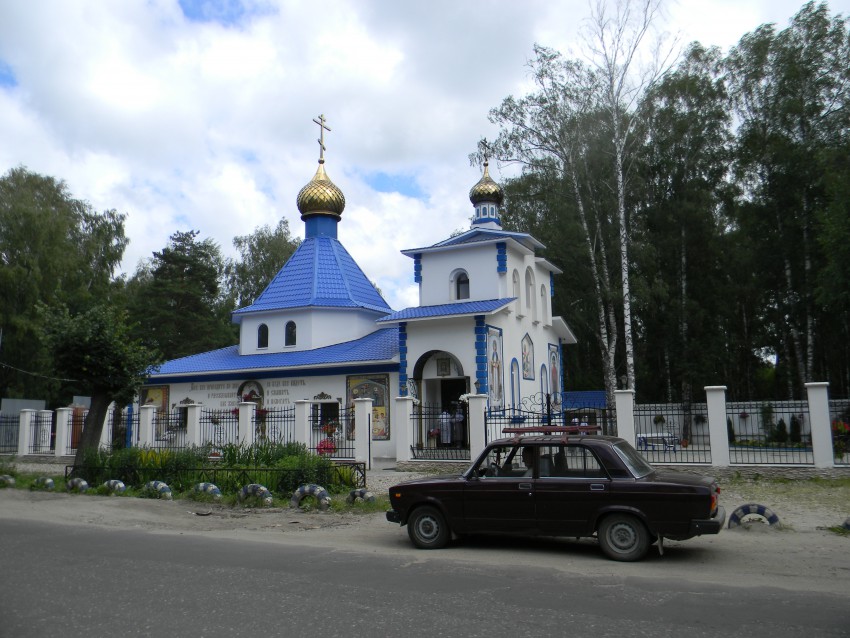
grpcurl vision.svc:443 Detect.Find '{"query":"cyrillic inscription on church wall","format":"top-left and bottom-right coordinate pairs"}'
top-left (188, 379), bottom-right (308, 408)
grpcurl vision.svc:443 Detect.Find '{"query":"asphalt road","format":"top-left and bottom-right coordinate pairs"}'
top-left (1, 518), bottom-right (846, 638)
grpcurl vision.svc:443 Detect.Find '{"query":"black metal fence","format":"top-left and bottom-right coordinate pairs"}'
top-left (726, 400), bottom-right (814, 465)
top-left (200, 408), bottom-right (239, 448)
top-left (486, 392), bottom-right (614, 444)
top-left (257, 406), bottom-right (295, 444)
top-left (26, 411), bottom-right (53, 454)
top-left (151, 410), bottom-right (189, 450)
top-left (828, 399), bottom-right (850, 466)
top-left (633, 402), bottom-right (711, 464)
top-left (409, 402), bottom-right (470, 461)
top-left (0, 413), bottom-right (18, 453)
top-left (309, 405), bottom-right (355, 459)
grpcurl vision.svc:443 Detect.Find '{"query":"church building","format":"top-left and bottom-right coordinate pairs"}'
top-left (143, 117), bottom-right (576, 461)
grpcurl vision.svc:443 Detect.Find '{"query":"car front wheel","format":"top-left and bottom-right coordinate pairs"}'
top-left (598, 513), bottom-right (650, 562)
top-left (407, 506), bottom-right (450, 549)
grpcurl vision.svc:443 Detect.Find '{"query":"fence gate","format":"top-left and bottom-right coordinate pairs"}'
top-left (410, 402), bottom-right (470, 461)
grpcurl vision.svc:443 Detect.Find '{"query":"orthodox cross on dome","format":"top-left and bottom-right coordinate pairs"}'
top-left (313, 113), bottom-right (331, 162)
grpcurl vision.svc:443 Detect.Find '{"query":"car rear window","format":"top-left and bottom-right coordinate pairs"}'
top-left (612, 441), bottom-right (654, 478)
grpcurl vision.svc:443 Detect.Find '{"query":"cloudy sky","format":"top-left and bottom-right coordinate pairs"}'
top-left (0, 0), bottom-right (843, 311)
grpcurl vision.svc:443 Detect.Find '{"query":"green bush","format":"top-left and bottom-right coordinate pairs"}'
top-left (775, 418), bottom-right (789, 444)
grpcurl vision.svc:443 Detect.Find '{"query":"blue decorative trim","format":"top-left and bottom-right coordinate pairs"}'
top-left (474, 316), bottom-right (488, 395)
top-left (398, 322), bottom-right (408, 395)
top-left (496, 242), bottom-right (507, 273)
top-left (414, 253), bottom-right (422, 284)
top-left (305, 216), bottom-right (338, 239)
top-left (550, 271), bottom-right (555, 297)
top-left (145, 363), bottom-right (400, 386)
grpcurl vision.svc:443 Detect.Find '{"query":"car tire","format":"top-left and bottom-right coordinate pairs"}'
top-left (598, 513), bottom-right (650, 562)
top-left (407, 506), bottom-right (450, 549)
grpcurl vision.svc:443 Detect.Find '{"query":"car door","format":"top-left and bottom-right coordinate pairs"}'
top-left (462, 444), bottom-right (536, 534)
top-left (535, 443), bottom-right (611, 536)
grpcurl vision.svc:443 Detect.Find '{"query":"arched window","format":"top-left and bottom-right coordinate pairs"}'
top-left (456, 272), bottom-right (469, 300)
top-left (285, 321), bottom-right (296, 346)
top-left (525, 267), bottom-right (537, 321)
top-left (512, 270), bottom-right (521, 314)
top-left (450, 269), bottom-right (470, 301)
top-left (257, 324), bottom-right (269, 349)
top-left (540, 284), bottom-right (548, 324)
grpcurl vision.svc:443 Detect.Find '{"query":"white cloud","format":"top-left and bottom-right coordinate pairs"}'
top-left (1, 0), bottom-right (845, 309)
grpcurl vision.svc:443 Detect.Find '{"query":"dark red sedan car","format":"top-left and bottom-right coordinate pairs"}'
top-left (386, 432), bottom-right (725, 561)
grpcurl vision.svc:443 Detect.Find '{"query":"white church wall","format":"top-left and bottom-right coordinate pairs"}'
top-left (419, 244), bottom-right (501, 306)
top-left (239, 308), bottom-right (383, 354)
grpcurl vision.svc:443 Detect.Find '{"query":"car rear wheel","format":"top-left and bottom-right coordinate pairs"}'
top-left (407, 506), bottom-right (450, 549)
top-left (598, 513), bottom-right (650, 562)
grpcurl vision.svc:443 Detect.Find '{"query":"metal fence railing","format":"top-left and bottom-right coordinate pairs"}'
top-left (27, 411), bottom-right (53, 454)
top-left (409, 402), bottom-right (470, 461)
top-left (309, 405), bottom-right (355, 459)
top-left (151, 411), bottom-right (189, 450)
top-left (726, 400), bottom-right (814, 465)
top-left (0, 413), bottom-right (18, 453)
top-left (829, 399), bottom-right (850, 466)
top-left (257, 406), bottom-right (295, 444)
top-left (200, 408), bottom-right (239, 448)
top-left (633, 402), bottom-right (711, 464)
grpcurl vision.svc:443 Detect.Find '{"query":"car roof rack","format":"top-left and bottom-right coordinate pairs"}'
top-left (501, 425), bottom-right (601, 435)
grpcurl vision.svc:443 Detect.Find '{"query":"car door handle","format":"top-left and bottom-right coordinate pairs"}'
top-left (518, 483), bottom-right (532, 490)
top-left (590, 484), bottom-right (606, 491)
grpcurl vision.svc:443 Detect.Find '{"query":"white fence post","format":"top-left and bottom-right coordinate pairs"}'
top-left (238, 402), bottom-right (256, 447)
top-left (17, 410), bottom-right (34, 456)
top-left (614, 390), bottom-right (636, 445)
top-left (394, 397), bottom-right (414, 462)
top-left (805, 382), bottom-right (833, 468)
top-left (186, 404), bottom-right (202, 447)
top-left (138, 405), bottom-right (156, 447)
top-left (294, 400), bottom-right (311, 449)
top-left (467, 394), bottom-right (488, 462)
top-left (704, 386), bottom-right (730, 466)
top-left (353, 398), bottom-right (373, 466)
top-left (55, 408), bottom-right (72, 457)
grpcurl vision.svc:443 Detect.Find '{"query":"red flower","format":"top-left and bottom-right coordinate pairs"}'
top-left (317, 438), bottom-right (336, 455)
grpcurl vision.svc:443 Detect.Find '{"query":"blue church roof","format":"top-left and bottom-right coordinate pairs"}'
top-left (233, 236), bottom-right (392, 317)
top-left (376, 298), bottom-right (514, 324)
top-left (149, 327), bottom-right (399, 379)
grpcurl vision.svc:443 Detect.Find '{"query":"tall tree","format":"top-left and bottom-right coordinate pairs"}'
top-left (632, 43), bottom-right (734, 400)
top-left (582, 0), bottom-right (677, 392)
top-left (41, 304), bottom-right (158, 467)
top-left (726, 1), bottom-right (850, 396)
top-left (127, 230), bottom-right (235, 360)
top-left (0, 166), bottom-right (127, 403)
top-left (227, 219), bottom-right (300, 308)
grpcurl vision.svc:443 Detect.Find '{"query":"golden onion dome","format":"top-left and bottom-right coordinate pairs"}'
top-left (469, 161), bottom-right (504, 206)
top-left (296, 159), bottom-right (346, 219)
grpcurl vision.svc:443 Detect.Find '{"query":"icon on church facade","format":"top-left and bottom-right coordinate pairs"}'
top-left (521, 334), bottom-right (534, 380)
top-left (487, 327), bottom-right (504, 410)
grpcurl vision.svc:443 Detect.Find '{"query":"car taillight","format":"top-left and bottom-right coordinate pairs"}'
top-left (710, 485), bottom-right (719, 514)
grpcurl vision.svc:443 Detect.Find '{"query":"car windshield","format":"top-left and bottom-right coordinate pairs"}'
top-left (612, 441), bottom-right (654, 478)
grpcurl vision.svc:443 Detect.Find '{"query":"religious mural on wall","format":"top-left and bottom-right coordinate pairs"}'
top-left (521, 334), bottom-right (534, 380)
top-left (548, 343), bottom-right (561, 408)
top-left (347, 374), bottom-right (390, 440)
top-left (140, 386), bottom-right (169, 412)
top-left (487, 326), bottom-right (504, 411)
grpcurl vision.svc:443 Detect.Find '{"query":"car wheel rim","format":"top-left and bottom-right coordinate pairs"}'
top-left (608, 521), bottom-right (636, 552)
top-left (416, 516), bottom-right (439, 542)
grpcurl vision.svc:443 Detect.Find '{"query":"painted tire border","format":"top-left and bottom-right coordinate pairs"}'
top-left (290, 483), bottom-right (331, 511)
top-left (33, 476), bottom-right (55, 491)
top-left (143, 480), bottom-right (173, 500)
top-left (239, 483), bottom-right (273, 506)
top-left (728, 503), bottom-right (781, 528)
top-left (0, 474), bottom-right (16, 487)
top-left (67, 477), bottom-right (89, 493)
top-left (193, 482), bottom-right (223, 500)
top-left (103, 479), bottom-right (126, 494)
top-left (346, 488), bottom-right (375, 504)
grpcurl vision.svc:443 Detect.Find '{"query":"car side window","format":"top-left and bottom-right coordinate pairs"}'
top-left (476, 445), bottom-right (527, 478)
top-left (540, 444), bottom-right (606, 479)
